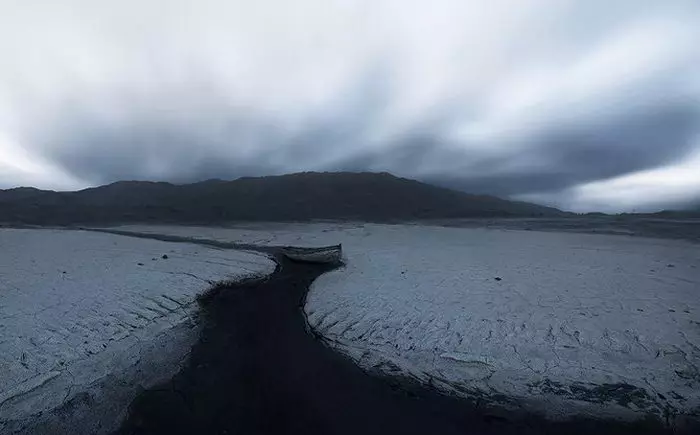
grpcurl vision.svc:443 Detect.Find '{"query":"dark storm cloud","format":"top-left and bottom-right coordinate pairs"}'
top-left (1, 0), bottom-right (700, 211)
top-left (33, 69), bottom-right (394, 185)
top-left (424, 102), bottom-right (700, 196)
top-left (37, 91), bottom-right (699, 198)
top-left (39, 104), bottom-right (283, 184)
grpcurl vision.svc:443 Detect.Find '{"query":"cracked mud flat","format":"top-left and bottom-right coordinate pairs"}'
top-left (0, 229), bottom-right (275, 434)
top-left (114, 223), bottom-right (700, 430)
top-left (3, 224), bottom-right (697, 433)
top-left (302, 226), bottom-right (700, 426)
top-left (116, 256), bottom-right (674, 435)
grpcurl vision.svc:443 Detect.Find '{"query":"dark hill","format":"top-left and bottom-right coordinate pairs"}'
top-left (0, 187), bottom-right (51, 203)
top-left (0, 172), bottom-right (563, 225)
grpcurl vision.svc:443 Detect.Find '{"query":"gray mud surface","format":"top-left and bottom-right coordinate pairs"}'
top-left (432, 216), bottom-right (700, 242)
top-left (114, 255), bottom-right (688, 435)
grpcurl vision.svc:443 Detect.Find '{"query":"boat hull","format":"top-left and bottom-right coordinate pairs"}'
top-left (281, 244), bottom-right (342, 264)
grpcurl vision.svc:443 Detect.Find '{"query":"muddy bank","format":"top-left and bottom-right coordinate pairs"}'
top-left (114, 257), bottom-right (686, 435)
top-left (0, 229), bottom-right (275, 435)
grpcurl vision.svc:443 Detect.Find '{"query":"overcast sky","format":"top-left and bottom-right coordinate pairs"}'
top-left (0, 1), bottom-right (698, 212)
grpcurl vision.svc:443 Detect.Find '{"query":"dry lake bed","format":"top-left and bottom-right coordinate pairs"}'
top-left (1, 222), bottom-right (699, 433)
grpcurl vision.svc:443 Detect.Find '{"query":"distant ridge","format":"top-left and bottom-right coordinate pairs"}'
top-left (0, 171), bottom-right (564, 225)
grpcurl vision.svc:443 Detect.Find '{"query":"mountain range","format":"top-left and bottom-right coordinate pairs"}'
top-left (0, 171), bottom-right (565, 225)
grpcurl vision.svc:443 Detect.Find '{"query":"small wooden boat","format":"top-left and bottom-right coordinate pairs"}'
top-left (281, 244), bottom-right (342, 264)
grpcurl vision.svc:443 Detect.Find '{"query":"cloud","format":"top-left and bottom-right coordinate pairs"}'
top-left (519, 146), bottom-right (700, 213)
top-left (0, 130), bottom-right (82, 190)
top-left (423, 101), bottom-right (699, 195)
top-left (0, 0), bottom-right (699, 212)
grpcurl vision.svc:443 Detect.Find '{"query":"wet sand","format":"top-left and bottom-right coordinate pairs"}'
top-left (115, 257), bottom-right (676, 435)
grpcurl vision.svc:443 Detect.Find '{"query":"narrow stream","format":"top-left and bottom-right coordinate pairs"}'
top-left (113, 253), bottom-right (669, 435)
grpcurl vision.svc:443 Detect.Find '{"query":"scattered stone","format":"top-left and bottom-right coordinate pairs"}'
top-left (667, 264), bottom-right (675, 268)
top-left (669, 309), bottom-right (676, 313)
top-left (637, 308), bottom-right (644, 312)
top-left (162, 254), bottom-right (169, 259)
top-left (137, 262), bottom-right (144, 266)
top-left (494, 277), bottom-right (502, 281)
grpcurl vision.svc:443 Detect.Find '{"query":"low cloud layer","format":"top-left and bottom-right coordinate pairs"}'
top-left (1, 0), bottom-right (699, 212)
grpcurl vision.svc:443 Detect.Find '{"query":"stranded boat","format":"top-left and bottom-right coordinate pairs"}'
top-left (281, 244), bottom-right (342, 264)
